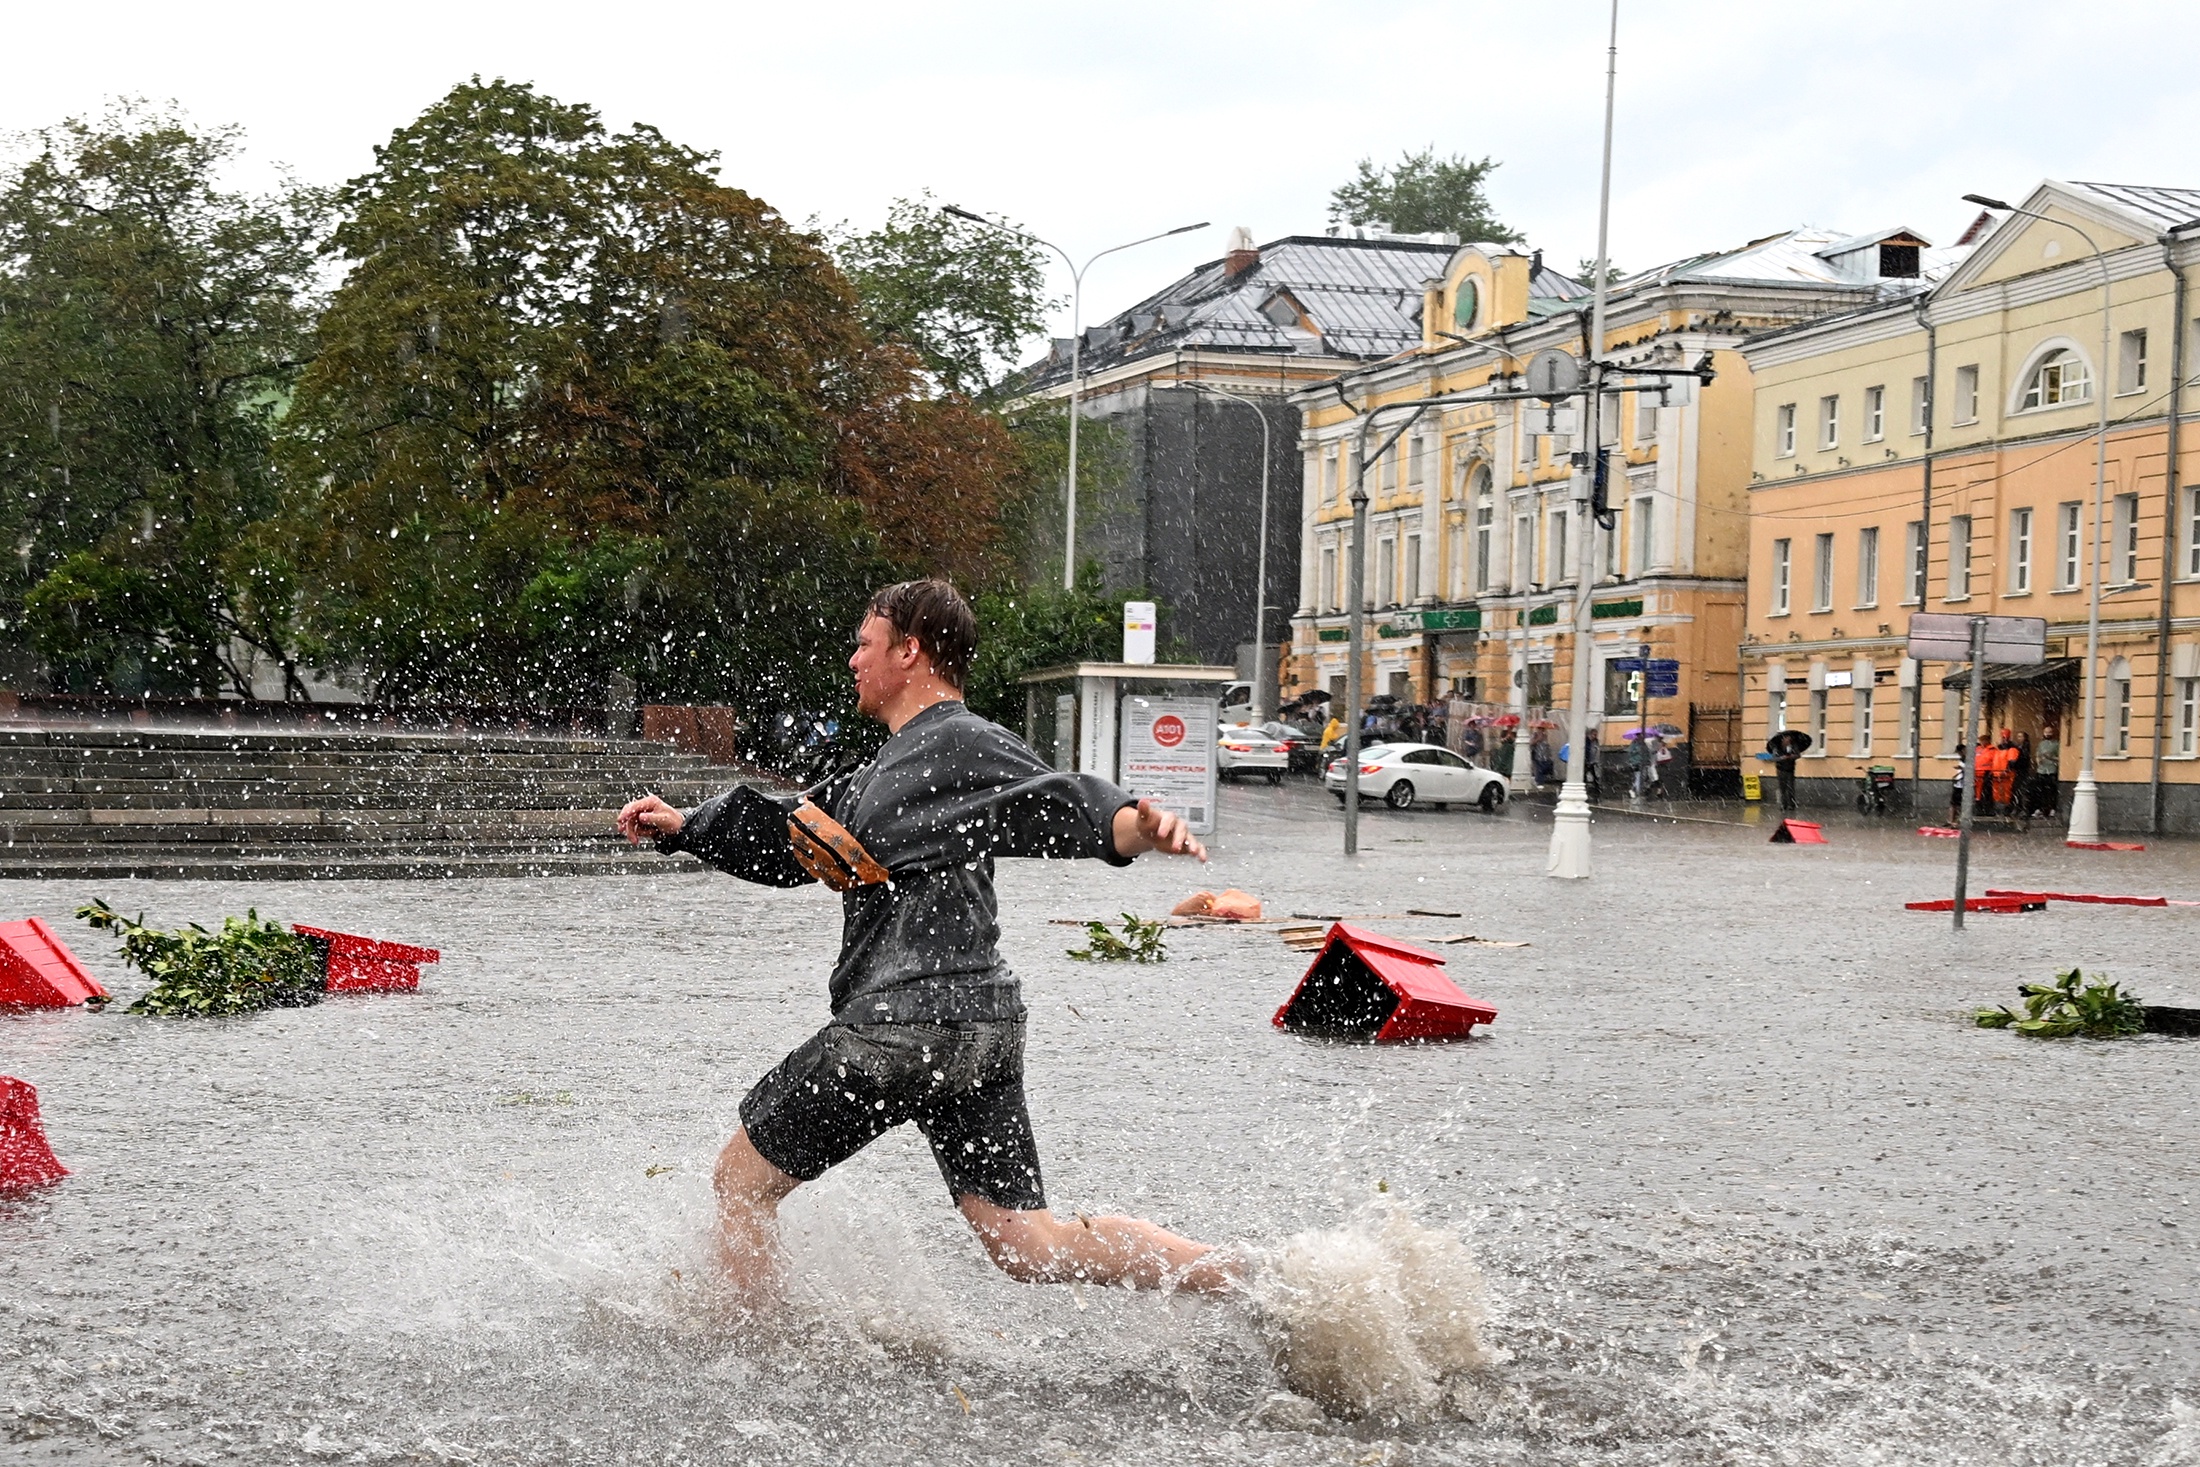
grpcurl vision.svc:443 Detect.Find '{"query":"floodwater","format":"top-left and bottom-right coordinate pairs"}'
top-left (4, 784), bottom-right (2198, 1465)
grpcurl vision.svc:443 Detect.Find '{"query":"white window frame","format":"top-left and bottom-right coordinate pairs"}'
top-left (1377, 535), bottom-right (1398, 606)
top-left (1853, 684), bottom-right (1874, 758)
top-left (2119, 329), bottom-right (2149, 395)
top-left (1808, 688), bottom-right (1828, 755)
top-left (2018, 345), bottom-right (2093, 412)
top-left (1812, 532), bottom-right (1835, 612)
top-left (1767, 688), bottom-right (1787, 735)
top-left (2113, 492), bottom-right (2140, 583)
top-left (2179, 677), bottom-right (2199, 758)
top-left (1954, 364), bottom-right (1980, 425)
top-left (1771, 537), bottom-right (1792, 615)
top-left (1548, 508), bottom-right (1570, 585)
top-left (1512, 506), bottom-right (1533, 590)
top-left (1910, 376), bottom-right (1930, 436)
top-left (1904, 520), bottom-right (1926, 604)
top-left (1947, 515), bottom-right (1972, 600)
top-left (2009, 507), bottom-right (2033, 593)
top-left (2110, 659), bottom-right (2133, 756)
top-left (1473, 495), bottom-right (1495, 592)
top-left (1899, 681), bottom-right (1918, 758)
top-left (1404, 532), bottom-right (1422, 602)
top-left (2187, 486), bottom-right (2200, 580)
top-left (2058, 501), bottom-right (2083, 590)
top-left (1819, 395), bottom-right (1840, 451)
top-left (1864, 385), bottom-right (1886, 443)
top-left (1319, 544), bottom-right (1338, 612)
top-left (1776, 403), bottom-right (1797, 457)
top-left (1635, 394), bottom-right (1658, 445)
top-left (1632, 493), bottom-right (1655, 577)
top-left (1856, 526), bottom-right (1880, 608)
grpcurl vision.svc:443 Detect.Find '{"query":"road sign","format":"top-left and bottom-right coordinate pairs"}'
top-left (1525, 347), bottom-right (1581, 401)
top-left (1646, 678), bottom-right (1679, 698)
top-left (1907, 612), bottom-right (2047, 665)
top-left (1609, 656), bottom-right (1679, 675)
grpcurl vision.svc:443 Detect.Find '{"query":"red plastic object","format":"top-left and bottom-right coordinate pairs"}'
top-left (1917, 826), bottom-right (1961, 838)
top-left (1984, 889), bottom-right (2169, 908)
top-left (1272, 922), bottom-right (1497, 1042)
top-left (1904, 896), bottom-right (2042, 913)
top-left (0, 918), bottom-right (108, 1007)
top-left (0, 1076), bottom-right (67, 1190)
top-left (1769, 819), bottom-right (1827, 844)
top-left (291, 925), bottom-right (439, 992)
top-left (2067, 840), bottom-right (2147, 851)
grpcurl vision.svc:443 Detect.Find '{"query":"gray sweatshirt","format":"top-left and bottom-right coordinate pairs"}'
top-left (660, 700), bottom-right (1138, 1022)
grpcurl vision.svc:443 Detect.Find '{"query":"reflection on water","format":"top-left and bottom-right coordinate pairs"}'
top-left (5, 796), bottom-right (2199, 1463)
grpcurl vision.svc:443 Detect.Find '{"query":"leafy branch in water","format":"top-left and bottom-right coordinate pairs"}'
top-left (1068, 913), bottom-right (1168, 963)
top-left (1975, 966), bottom-right (2145, 1039)
top-left (77, 898), bottom-right (323, 1017)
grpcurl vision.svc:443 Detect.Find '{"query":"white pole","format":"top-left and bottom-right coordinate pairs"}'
top-left (1065, 272), bottom-right (1084, 590)
top-left (1548, 0), bottom-right (1620, 881)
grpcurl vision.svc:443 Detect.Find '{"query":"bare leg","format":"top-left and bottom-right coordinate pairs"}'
top-left (713, 1128), bottom-right (802, 1304)
top-left (958, 1194), bottom-right (1243, 1294)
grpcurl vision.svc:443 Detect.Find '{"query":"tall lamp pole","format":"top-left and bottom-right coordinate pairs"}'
top-left (945, 207), bottom-right (1208, 589)
top-left (1187, 381), bottom-right (1274, 723)
top-left (1962, 194), bottom-right (2113, 843)
top-left (1548, 0), bottom-right (1622, 880)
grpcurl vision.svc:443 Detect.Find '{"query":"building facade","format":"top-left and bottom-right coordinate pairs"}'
top-left (1288, 228), bottom-right (1926, 788)
top-left (1738, 181), bottom-right (2200, 830)
top-left (1016, 230), bottom-right (1456, 674)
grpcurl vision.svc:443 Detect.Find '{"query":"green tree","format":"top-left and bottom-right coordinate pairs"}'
top-left (965, 565), bottom-right (1142, 726)
top-left (281, 78), bottom-right (1019, 728)
top-left (0, 105), bottom-right (325, 696)
top-left (830, 193), bottom-right (1054, 400)
top-left (1327, 147), bottom-right (1521, 244)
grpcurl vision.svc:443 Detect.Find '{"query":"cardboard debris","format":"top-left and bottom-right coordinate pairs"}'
top-left (1432, 934), bottom-right (1532, 948)
top-left (1170, 889), bottom-right (1264, 921)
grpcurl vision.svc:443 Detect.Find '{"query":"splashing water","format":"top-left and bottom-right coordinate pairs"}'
top-left (1246, 1199), bottom-right (1499, 1421)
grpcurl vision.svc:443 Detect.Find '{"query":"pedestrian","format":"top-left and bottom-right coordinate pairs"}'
top-left (1770, 735), bottom-right (1803, 811)
top-left (616, 578), bottom-right (1235, 1303)
top-left (1990, 728), bottom-right (2018, 812)
top-left (1319, 713), bottom-right (1345, 763)
top-left (2011, 732), bottom-right (2035, 817)
top-left (1951, 742), bottom-right (1969, 823)
top-left (1531, 729), bottom-right (1556, 785)
top-left (1972, 739), bottom-right (1999, 818)
top-left (1460, 724), bottom-right (1485, 762)
top-left (2034, 723), bottom-right (2062, 818)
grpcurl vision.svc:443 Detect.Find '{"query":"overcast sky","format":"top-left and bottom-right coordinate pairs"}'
top-left (9, 1), bottom-right (2195, 344)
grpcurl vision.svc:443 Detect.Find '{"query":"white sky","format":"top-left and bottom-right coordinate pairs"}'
top-left (8, 1), bottom-right (2195, 345)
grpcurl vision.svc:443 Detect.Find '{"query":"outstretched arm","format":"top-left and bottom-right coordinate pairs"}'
top-left (617, 786), bottom-right (811, 887)
top-left (1110, 797), bottom-right (1207, 862)
top-left (617, 794), bottom-right (683, 842)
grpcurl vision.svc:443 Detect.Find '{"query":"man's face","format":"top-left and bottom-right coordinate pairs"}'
top-left (849, 613), bottom-right (920, 717)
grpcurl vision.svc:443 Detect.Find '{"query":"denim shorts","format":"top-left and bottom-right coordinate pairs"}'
top-left (738, 1018), bottom-right (1045, 1211)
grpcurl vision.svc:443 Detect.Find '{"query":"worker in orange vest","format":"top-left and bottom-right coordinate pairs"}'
top-left (1973, 738), bottom-right (2002, 816)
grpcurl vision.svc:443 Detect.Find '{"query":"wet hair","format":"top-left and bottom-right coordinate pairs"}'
top-left (865, 579), bottom-right (976, 689)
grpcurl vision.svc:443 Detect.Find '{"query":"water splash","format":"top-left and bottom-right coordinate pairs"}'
top-left (1246, 1200), bottom-right (1499, 1421)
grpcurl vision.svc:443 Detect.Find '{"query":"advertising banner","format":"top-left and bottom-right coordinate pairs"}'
top-left (1118, 696), bottom-right (1217, 835)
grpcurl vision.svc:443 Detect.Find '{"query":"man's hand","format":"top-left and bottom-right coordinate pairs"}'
top-left (1112, 797), bottom-right (1206, 862)
top-left (617, 794), bottom-right (684, 844)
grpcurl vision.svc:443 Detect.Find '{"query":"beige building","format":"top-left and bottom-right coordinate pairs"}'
top-left (1738, 181), bottom-right (2200, 829)
top-left (1288, 227), bottom-right (1928, 789)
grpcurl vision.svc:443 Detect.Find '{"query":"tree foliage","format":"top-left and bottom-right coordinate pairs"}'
top-left (831, 194), bottom-right (1053, 400)
top-left (0, 105), bottom-right (325, 695)
top-left (1328, 147), bottom-right (1521, 244)
top-left (964, 565), bottom-right (1140, 726)
top-left (280, 79), bottom-right (1014, 718)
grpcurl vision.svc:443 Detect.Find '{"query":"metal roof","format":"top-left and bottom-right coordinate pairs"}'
top-left (2065, 181), bottom-right (2200, 232)
top-left (1015, 234), bottom-right (1461, 387)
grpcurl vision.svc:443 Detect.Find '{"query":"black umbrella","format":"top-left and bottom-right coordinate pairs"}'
top-left (1766, 729), bottom-right (1813, 759)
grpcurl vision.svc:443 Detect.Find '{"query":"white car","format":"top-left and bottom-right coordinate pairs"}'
top-left (1217, 728), bottom-right (1289, 784)
top-left (1324, 742), bottom-right (1507, 812)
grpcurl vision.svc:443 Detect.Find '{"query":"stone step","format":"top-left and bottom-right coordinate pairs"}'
top-left (0, 780), bottom-right (729, 809)
top-left (0, 849), bottom-right (704, 881)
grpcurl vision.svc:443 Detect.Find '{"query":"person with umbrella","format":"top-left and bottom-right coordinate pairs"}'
top-left (1766, 729), bottom-right (1812, 812)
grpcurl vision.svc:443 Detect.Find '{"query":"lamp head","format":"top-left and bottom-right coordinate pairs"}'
top-left (1962, 193), bottom-right (2012, 211)
top-left (1168, 221), bottom-right (1212, 237)
top-left (944, 205), bottom-right (988, 224)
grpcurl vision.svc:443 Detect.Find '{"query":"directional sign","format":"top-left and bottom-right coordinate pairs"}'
top-left (1610, 657), bottom-right (1678, 675)
top-left (1525, 347), bottom-right (1582, 401)
top-left (1906, 612), bottom-right (2048, 665)
top-left (1646, 681), bottom-right (1679, 699)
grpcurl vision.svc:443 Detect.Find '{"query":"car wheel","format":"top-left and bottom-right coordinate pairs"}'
top-left (1267, 771), bottom-right (1283, 786)
top-left (1478, 782), bottom-right (1504, 813)
top-left (1385, 780), bottom-right (1416, 811)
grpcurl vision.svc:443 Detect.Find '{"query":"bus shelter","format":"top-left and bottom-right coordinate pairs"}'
top-left (1016, 662), bottom-right (1236, 780)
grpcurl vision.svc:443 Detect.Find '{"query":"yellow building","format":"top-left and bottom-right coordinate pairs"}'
top-left (1288, 228), bottom-right (1924, 788)
top-left (1738, 181), bottom-right (2200, 830)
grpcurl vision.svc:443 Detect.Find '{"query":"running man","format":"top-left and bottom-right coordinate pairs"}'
top-left (617, 579), bottom-right (1238, 1302)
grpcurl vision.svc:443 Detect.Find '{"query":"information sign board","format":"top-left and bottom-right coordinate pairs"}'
top-left (1906, 612), bottom-right (2047, 665)
top-left (1122, 601), bottom-right (1157, 664)
top-left (1119, 696), bottom-right (1217, 835)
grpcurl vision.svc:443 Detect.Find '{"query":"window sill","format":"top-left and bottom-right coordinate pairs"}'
top-left (2004, 589), bottom-right (2032, 598)
top-left (1953, 417), bottom-right (1980, 428)
top-left (1768, 610), bottom-right (1790, 618)
top-left (1864, 435), bottom-right (1886, 446)
top-left (2051, 585), bottom-right (2082, 595)
top-left (1852, 602), bottom-right (1879, 612)
top-left (1943, 594), bottom-right (1973, 604)
top-left (1810, 605), bottom-right (1834, 615)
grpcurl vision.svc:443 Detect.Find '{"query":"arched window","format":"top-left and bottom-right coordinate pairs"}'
top-left (1470, 465), bottom-right (1495, 593)
top-left (2021, 348), bottom-right (2091, 410)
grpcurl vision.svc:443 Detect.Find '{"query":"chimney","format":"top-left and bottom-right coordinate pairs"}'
top-left (1223, 225), bottom-right (1259, 279)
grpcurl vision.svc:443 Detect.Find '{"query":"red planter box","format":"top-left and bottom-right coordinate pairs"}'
top-left (0, 918), bottom-right (108, 1007)
top-left (292, 926), bottom-right (440, 992)
top-left (1273, 922), bottom-right (1497, 1042)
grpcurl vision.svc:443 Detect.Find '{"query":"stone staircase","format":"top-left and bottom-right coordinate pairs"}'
top-left (0, 727), bottom-right (760, 879)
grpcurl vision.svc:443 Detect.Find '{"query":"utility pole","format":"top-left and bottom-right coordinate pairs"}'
top-left (1548, 0), bottom-right (1621, 880)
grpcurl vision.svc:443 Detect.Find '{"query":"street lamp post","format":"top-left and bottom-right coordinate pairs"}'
top-left (1185, 381), bottom-right (1274, 724)
top-left (1962, 193), bottom-right (2113, 843)
top-left (1547, 0), bottom-right (1622, 880)
top-left (945, 207), bottom-right (1208, 589)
